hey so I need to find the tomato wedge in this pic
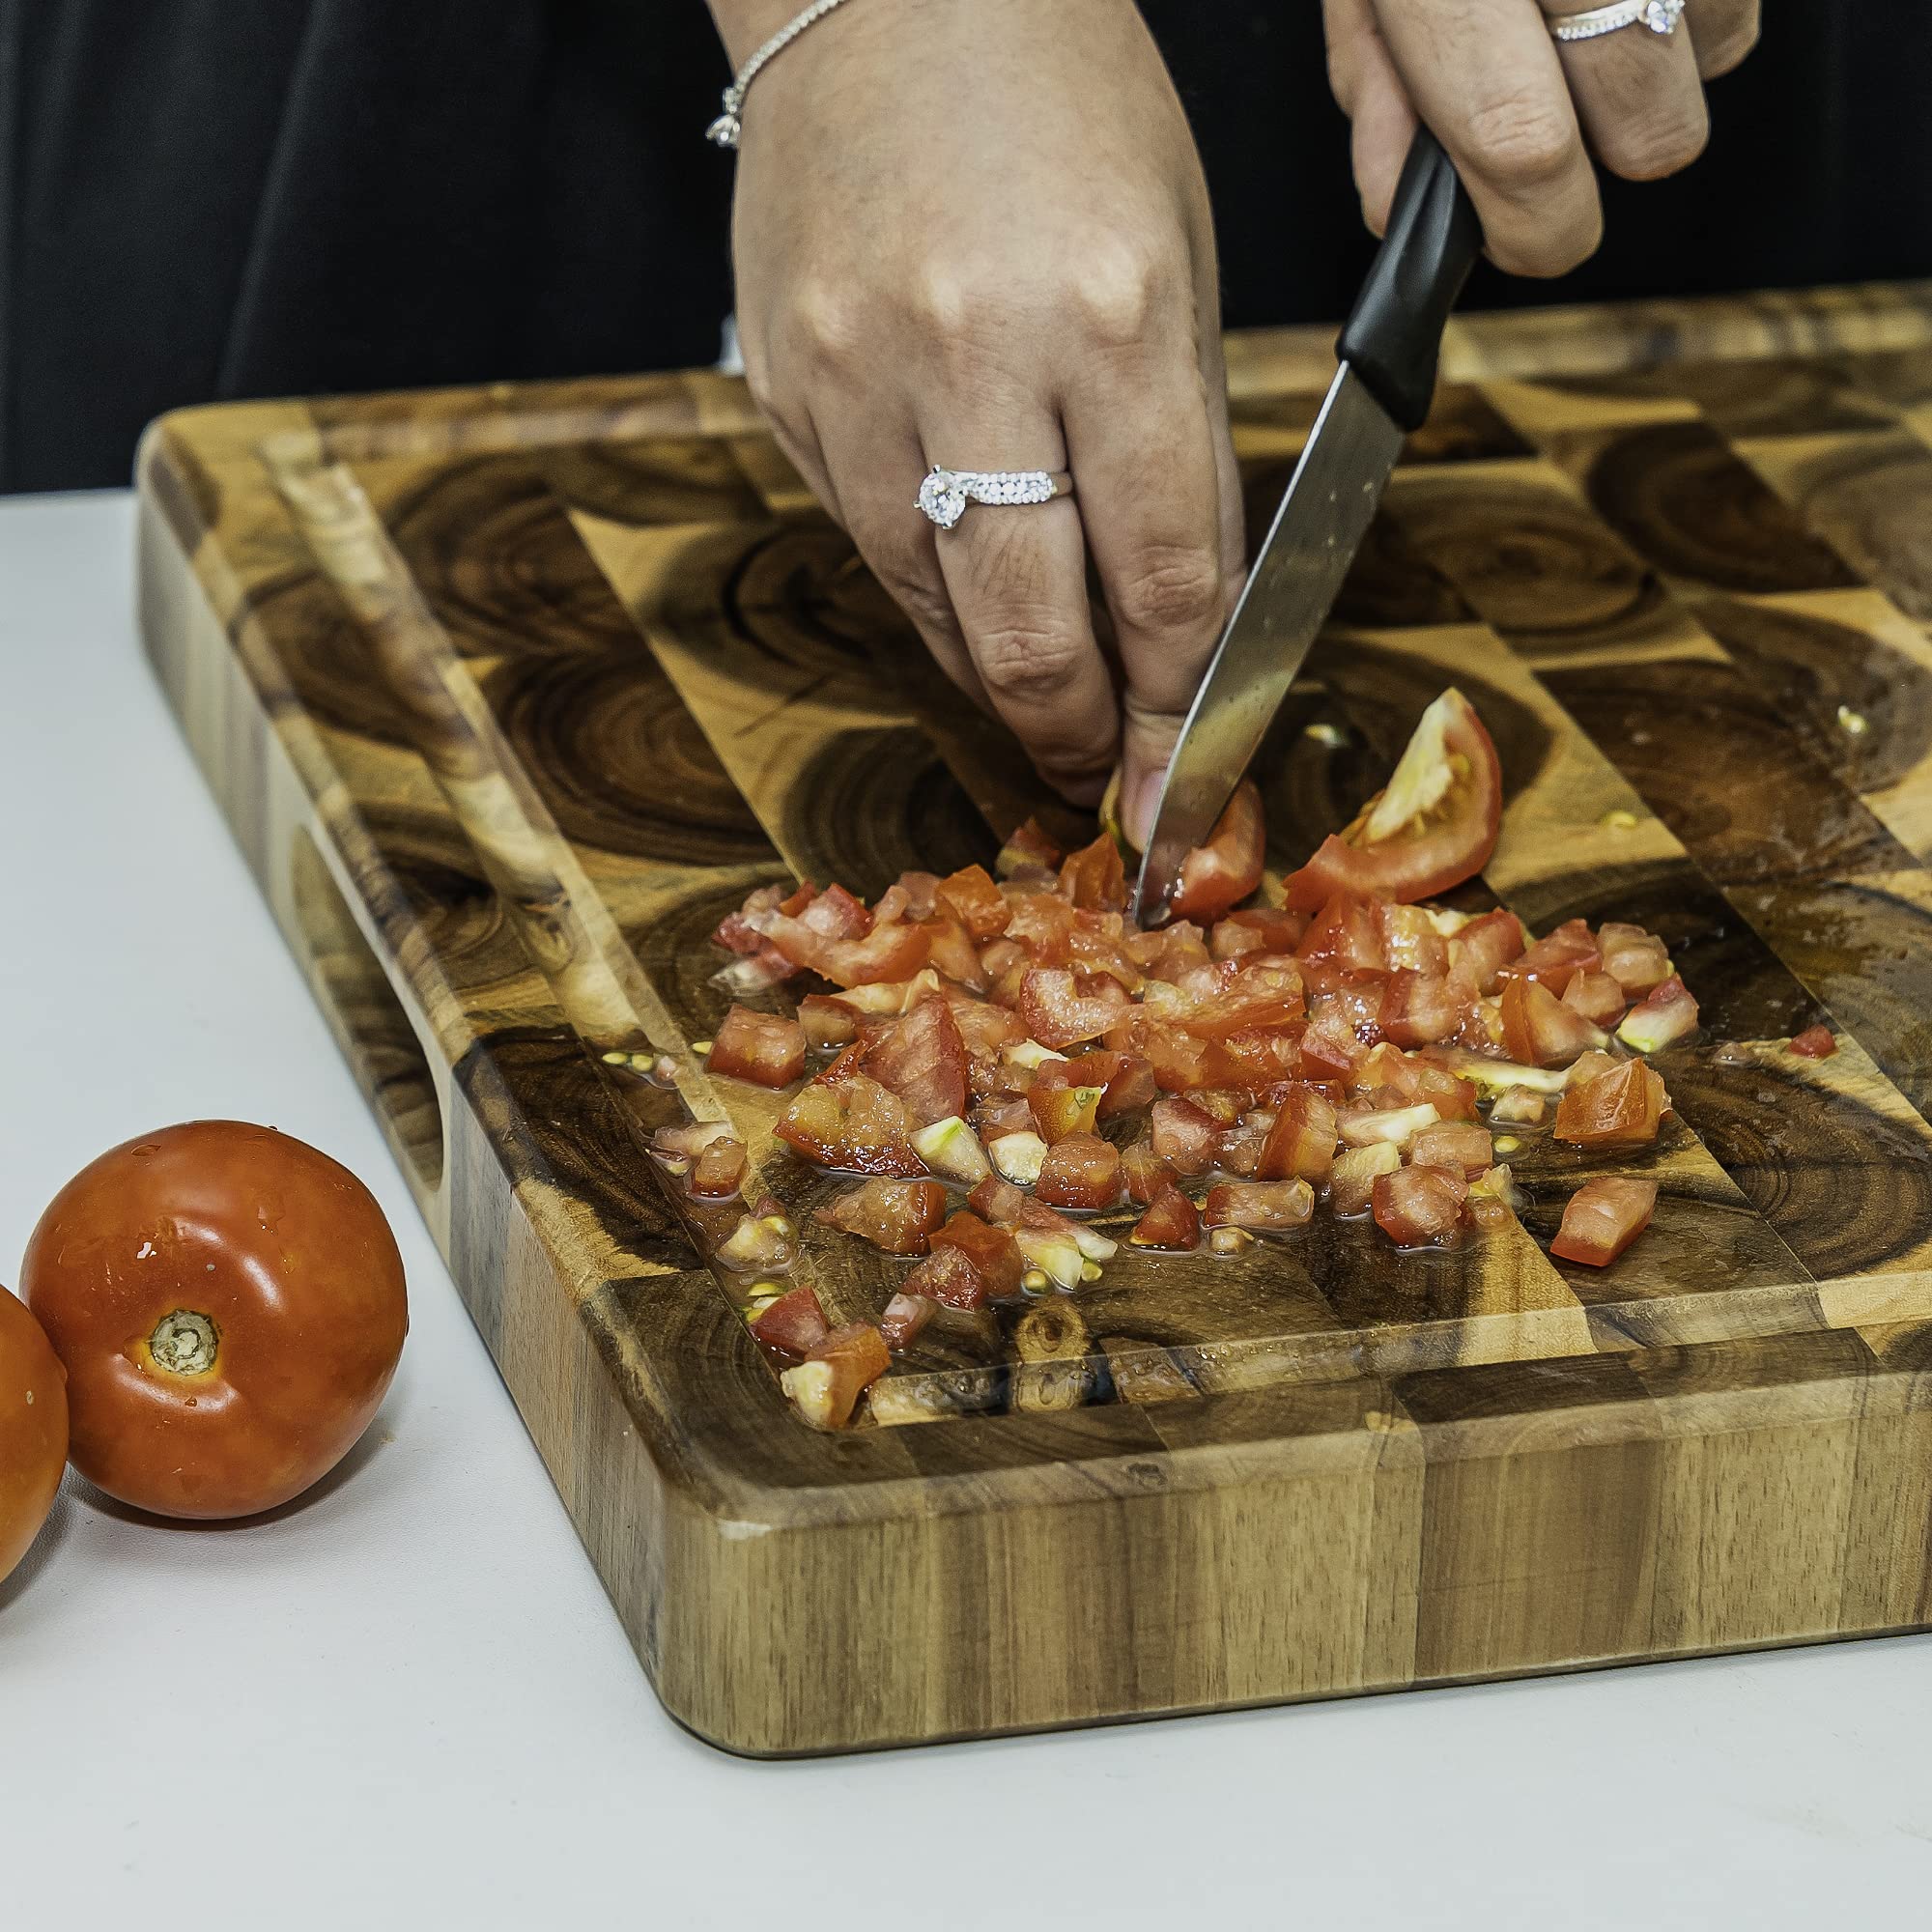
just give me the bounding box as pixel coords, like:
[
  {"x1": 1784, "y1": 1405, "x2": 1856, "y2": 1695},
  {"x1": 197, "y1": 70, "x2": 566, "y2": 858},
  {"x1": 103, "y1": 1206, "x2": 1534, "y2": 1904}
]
[
  {"x1": 1283, "y1": 690, "x2": 1502, "y2": 909},
  {"x1": 1550, "y1": 1177, "x2": 1658, "y2": 1266},
  {"x1": 1170, "y1": 781, "x2": 1267, "y2": 924}
]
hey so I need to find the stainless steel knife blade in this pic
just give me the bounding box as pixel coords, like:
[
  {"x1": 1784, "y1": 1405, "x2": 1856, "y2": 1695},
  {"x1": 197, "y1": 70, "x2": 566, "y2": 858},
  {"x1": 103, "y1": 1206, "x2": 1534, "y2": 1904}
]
[{"x1": 1130, "y1": 362, "x2": 1406, "y2": 924}]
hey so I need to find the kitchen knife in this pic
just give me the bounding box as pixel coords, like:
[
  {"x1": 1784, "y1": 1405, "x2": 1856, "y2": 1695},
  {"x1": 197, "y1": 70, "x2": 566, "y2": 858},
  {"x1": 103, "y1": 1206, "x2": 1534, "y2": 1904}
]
[{"x1": 1130, "y1": 128, "x2": 1484, "y2": 925}]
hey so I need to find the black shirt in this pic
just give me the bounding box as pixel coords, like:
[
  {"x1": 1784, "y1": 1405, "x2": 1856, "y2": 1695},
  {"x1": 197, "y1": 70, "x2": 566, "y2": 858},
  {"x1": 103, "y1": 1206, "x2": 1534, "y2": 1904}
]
[{"x1": 1, "y1": 0, "x2": 1925, "y2": 492}]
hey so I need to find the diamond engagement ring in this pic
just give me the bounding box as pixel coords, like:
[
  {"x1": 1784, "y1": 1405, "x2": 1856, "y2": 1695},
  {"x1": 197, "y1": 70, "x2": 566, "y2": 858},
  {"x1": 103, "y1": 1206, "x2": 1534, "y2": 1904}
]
[
  {"x1": 1548, "y1": 0, "x2": 1685, "y2": 42},
  {"x1": 917, "y1": 468, "x2": 1075, "y2": 531}
]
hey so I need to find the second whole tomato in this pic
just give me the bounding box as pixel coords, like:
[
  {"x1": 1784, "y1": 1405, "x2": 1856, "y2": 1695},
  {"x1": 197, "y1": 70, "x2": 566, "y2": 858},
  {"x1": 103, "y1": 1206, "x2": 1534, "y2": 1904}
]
[
  {"x1": 22, "y1": 1122, "x2": 408, "y2": 1520},
  {"x1": 0, "y1": 1285, "x2": 68, "y2": 1584}
]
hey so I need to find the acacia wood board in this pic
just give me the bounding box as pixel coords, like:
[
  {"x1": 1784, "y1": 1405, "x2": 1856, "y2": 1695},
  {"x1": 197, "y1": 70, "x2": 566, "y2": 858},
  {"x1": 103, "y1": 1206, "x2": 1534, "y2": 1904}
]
[{"x1": 137, "y1": 282, "x2": 1932, "y2": 1753}]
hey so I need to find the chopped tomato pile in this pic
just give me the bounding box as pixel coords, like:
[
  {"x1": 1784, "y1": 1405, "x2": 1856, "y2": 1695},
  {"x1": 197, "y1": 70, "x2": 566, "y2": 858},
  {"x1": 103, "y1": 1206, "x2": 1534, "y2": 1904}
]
[{"x1": 670, "y1": 690, "x2": 1702, "y2": 1428}]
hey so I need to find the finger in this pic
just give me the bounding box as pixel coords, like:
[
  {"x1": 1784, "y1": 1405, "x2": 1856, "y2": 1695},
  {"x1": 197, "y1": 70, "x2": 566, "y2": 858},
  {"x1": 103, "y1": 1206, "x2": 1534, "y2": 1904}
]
[
  {"x1": 1064, "y1": 355, "x2": 1231, "y2": 851},
  {"x1": 813, "y1": 405, "x2": 986, "y2": 704},
  {"x1": 1370, "y1": 0, "x2": 1602, "y2": 277},
  {"x1": 919, "y1": 401, "x2": 1120, "y2": 806},
  {"x1": 1323, "y1": 0, "x2": 1421, "y2": 235},
  {"x1": 1687, "y1": 0, "x2": 1759, "y2": 78},
  {"x1": 1541, "y1": 0, "x2": 1709, "y2": 183}
]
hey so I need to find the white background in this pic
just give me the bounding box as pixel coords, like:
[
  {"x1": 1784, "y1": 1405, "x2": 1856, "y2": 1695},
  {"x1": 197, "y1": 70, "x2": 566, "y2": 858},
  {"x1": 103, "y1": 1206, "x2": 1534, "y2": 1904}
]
[{"x1": 2, "y1": 491, "x2": 1928, "y2": 1928}]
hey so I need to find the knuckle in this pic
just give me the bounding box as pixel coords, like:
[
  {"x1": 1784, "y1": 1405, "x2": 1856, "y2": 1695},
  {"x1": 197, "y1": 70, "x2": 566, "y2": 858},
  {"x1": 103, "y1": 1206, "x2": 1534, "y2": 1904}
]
[
  {"x1": 1112, "y1": 547, "x2": 1225, "y2": 639},
  {"x1": 1463, "y1": 95, "x2": 1581, "y2": 194},
  {"x1": 1602, "y1": 106, "x2": 1709, "y2": 184},
  {"x1": 974, "y1": 621, "x2": 1090, "y2": 702},
  {"x1": 870, "y1": 556, "x2": 953, "y2": 636},
  {"x1": 788, "y1": 279, "x2": 866, "y2": 365},
  {"x1": 1071, "y1": 233, "x2": 1173, "y2": 348}
]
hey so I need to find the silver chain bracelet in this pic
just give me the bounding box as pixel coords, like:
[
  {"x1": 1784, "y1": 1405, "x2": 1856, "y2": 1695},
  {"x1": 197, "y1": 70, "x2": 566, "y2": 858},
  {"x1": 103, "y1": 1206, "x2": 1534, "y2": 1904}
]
[{"x1": 707, "y1": 0, "x2": 858, "y2": 149}]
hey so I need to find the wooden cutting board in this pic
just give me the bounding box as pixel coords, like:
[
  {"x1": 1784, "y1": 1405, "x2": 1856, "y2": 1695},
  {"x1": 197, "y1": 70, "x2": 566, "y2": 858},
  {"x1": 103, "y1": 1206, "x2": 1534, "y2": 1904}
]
[{"x1": 137, "y1": 283, "x2": 1932, "y2": 1755}]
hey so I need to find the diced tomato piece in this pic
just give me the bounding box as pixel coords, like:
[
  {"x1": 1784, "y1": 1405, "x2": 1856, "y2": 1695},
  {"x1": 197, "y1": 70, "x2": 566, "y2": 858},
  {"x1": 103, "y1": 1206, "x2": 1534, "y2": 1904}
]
[
  {"x1": 1196, "y1": 1025, "x2": 1302, "y2": 1097},
  {"x1": 1500, "y1": 976, "x2": 1607, "y2": 1068},
  {"x1": 1167, "y1": 780, "x2": 1266, "y2": 923},
  {"x1": 879, "y1": 1292, "x2": 938, "y2": 1350},
  {"x1": 1372, "y1": 1165, "x2": 1466, "y2": 1248},
  {"x1": 1036, "y1": 1133, "x2": 1123, "y2": 1210},
  {"x1": 919, "y1": 912, "x2": 988, "y2": 991},
  {"x1": 750, "y1": 1284, "x2": 829, "y2": 1355},
  {"x1": 786, "y1": 1322, "x2": 893, "y2": 1430},
  {"x1": 1059, "y1": 831, "x2": 1128, "y2": 911},
  {"x1": 777, "y1": 883, "x2": 818, "y2": 918},
  {"x1": 819, "y1": 970, "x2": 943, "y2": 1017},
  {"x1": 1151, "y1": 1095, "x2": 1220, "y2": 1176},
  {"x1": 1018, "y1": 967, "x2": 1130, "y2": 1050},
  {"x1": 812, "y1": 1178, "x2": 949, "y2": 1255},
  {"x1": 798, "y1": 994, "x2": 860, "y2": 1048},
  {"x1": 895, "y1": 872, "x2": 944, "y2": 920},
  {"x1": 977, "y1": 1096, "x2": 1036, "y2": 1141},
  {"x1": 1562, "y1": 969, "x2": 1627, "y2": 1027},
  {"x1": 1296, "y1": 892, "x2": 1387, "y2": 974},
  {"x1": 1330, "y1": 1143, "x2": 1400, "y2": 1215},
  {"x1": 1616, "y1": 975, "x2": 1700, "y2": 1054},
  {"x1": 690, "y1": 1136, "x2": 750, "y2": 1199},
  {"x1": 861, "y1": 995, "x2": 968, "y2": 1127},
  {"x1": 1447, "y1": 908, "x2": 1525, "y2": 995},
  {"x1": 1551, "y1": 1177, "x2": 1658, "y2": 1266},
  {"x1": 650, "y1": 1119, "x2": 737, "y2": 1163},
  {"x1": 1163, "y1": 957, "x2": 1304, "y2": 1038},
  {"x1": 966, "y1": 1173, "x2": 1026, "y2": 1226},
  {"x1": 1183, "y1": 1088, "x2": 1242, "y2": 1126},
  {"x1": 948, "y1": 995, "x2": 1029, "y2": 1057},
  {"x1": 1131, "y1": 1179, "x2": 1202, "y2": 1251},
  {"x1": 1465, "y1": 1166, "x2": 1520, "y2": 1236},
  {"x1": 1408, "y1": 1121, "x2": 1493, "y2": 1178},
  {"x1": 1122, "y1": 1139, "x2": 1176, "y2": 1206},
  {"x1": 930, "y1": 1209, "x2": 1025, "y2": 1297},
  {"x1": 1204, "y1": 1179, "x2": 1315, "y2": 1233},
  {"x1": 1378, "y1": 969, "x2": 1466, "y2": 1049},
  {"x1": 996, "y1": 816, "x2": 1064, "y2": 878},
  {"x1": 1282, "y1": 691, "x2": 1502, "y2": 909},
  {"x1": 1791, "y1": 1023, "x2": 1837, "y2": 1060},
  {"x1": 1065, "y1": 1048, "x2": 1158, "y2": 1120},
  {"x1": 707, "y1": 1005, "x2": 807, "y2": 1088},
  {"x1": 1210, "y1": 906, "x2": 1309, "y2": 961},
  {"x1": 1367, "y1": 1049, "x2": 1480, "y2": 1122},
  {"x1": 901, "y1": 1242, "x2": 986, "y2": 1312},
  {"x1": 1378, "y1": 902, "x2": 1450, "y2": 976},
  {"x1": 1127, "y1": 922, "x2": 1213, "y2": 980},
  {"x1": 1215, "y1": 1117, "x2": 1268, "y2": 1176},
  {"x1": 1003, "y1": 892, "x2": 1077, "y2": 964},
  {"x1": 761, "y1": 910, "x2": 932, "y2": 988},
  {"x1": 1554, "y1": 1059, "x2": 1667, "y2": 1148},
  {"x1": 1027, "y1": 1062, "x2": 1102, "y2": 1144},
  {"x1": 1299, "y1": 1008, "x2": 1366, "y2": 1084},
  {"x1": 775, "y1": 1073, "x2": 927, "y2": 1177},
  {"x1": 1597, "y1": 922, "x2": 1672, "y2": 996},
  {"x1": 1500, "y1": 919, "x2": 1600, "y2": 996},
  {"x1": 1257, "y1": 1085, "x2": 1339, "y2": 1183},
  {"x1": 936, "y1": 864, "x2": 1011, "y2": 941},
  {"x1": 1491, "y1": 1085, "x2": 1546, "y2": 1125},
  {"x1": 796, "y1": 883, "x2": 869, "y2": 939},
  {"x1": 1103, "y1": 1010, "x2": 1216, "y2": 1093}
]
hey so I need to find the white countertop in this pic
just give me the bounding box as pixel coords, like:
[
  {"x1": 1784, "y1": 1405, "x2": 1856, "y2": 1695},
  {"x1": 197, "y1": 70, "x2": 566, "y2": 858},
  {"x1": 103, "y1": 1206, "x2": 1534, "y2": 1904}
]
[{"x1": 2, "y1": 489, "x2": 1926, "y2": 1928}]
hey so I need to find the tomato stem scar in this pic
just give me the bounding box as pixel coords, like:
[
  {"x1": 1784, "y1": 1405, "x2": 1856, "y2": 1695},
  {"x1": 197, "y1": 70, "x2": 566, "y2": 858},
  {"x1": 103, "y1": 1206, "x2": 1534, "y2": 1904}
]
[{"x1": 150, "y1": 1310, "x2": 219, "y2": 1376}]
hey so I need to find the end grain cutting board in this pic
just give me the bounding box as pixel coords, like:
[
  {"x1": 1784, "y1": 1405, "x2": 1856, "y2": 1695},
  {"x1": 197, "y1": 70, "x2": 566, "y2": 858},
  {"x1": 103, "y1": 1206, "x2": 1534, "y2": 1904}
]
[{"x1": 137, "y1": 283, "x2": 1932, "y2": 1754}]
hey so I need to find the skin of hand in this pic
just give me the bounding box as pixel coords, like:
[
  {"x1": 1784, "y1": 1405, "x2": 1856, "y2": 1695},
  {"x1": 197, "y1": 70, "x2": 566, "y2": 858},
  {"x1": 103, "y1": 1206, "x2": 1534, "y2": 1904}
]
[
  {"x1": 1323, "y1": 0, "x2": 1761, "y2": 273},
  {"x1": 711, "y1": 0, "x2": 1242, "y2": 849}
]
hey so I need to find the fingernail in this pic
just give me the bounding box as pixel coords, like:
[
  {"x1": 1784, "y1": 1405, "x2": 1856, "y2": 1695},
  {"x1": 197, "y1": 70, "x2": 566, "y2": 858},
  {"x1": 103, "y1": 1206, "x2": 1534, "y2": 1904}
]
[{"x1": 1123, "y1": 764, "x2": 1166, "y2": 852}]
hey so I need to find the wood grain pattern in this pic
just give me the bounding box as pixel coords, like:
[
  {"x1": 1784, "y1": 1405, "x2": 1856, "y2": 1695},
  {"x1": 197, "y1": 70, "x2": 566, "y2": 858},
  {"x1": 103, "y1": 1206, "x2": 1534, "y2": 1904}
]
[{"x1": 136, "y1": 281, "x2": 1932, "y2": 1753}]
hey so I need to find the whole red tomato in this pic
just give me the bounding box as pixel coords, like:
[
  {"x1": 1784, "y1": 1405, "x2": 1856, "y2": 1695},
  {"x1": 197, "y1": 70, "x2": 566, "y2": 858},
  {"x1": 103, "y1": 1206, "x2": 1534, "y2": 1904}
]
[
  {"x1": 0, "y1": 1285, "x2": 68, "y2": 1582},
  {"x1": 22, "y1": 1122, "x2": 407, "y2": 1520}
]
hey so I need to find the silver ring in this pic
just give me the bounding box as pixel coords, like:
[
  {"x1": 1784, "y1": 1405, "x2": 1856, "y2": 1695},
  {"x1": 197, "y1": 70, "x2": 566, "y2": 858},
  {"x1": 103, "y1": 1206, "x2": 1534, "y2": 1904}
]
[
  {"x1": 917, "y1": 467, "x2": 1074, "y2": 531},
  {"x1": 1549, "y1": 0, "x2": 1684, "y2": 41}
]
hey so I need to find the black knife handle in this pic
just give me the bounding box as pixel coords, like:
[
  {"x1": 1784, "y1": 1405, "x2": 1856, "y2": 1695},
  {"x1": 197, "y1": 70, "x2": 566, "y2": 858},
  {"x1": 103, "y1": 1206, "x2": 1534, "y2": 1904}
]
[{"x1": 1336, "y1": 127, "x2": 1484, "y2": 433}]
